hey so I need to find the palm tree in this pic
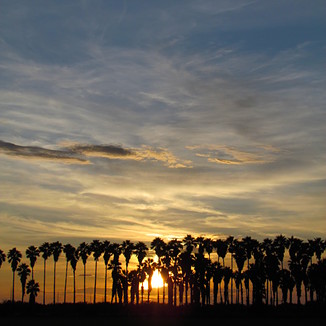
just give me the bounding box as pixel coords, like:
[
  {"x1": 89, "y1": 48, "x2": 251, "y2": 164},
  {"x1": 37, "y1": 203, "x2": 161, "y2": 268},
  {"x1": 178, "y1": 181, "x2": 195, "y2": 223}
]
[
  {"x1": 223, "y1": 266, "x2": 233, "y2": 304},
  {"x1": 7, "y1": 247, "x2": 22, "y2": 302},
  {"x1": 63, "y1": 244, "x2": 75, "y2": 303},
  {"x1": 168, "y1": 239, "x2": 183, "y2": 306},
  {"x1": 50, "y1": 241, "x2": 63, "y2": 304},
  {"x1": 212, "y1": 261, "x2": 223, "y2": 304},
  {"x1": 0, "y1": 249, "x2": 6, "y2": 269},
  {"x1": 39, "y1": 242, "x2": 51, "y2": 304},
  {"x1": 90, "y1": 240, "x2": 103, "y2": 304},
  {"x1": 77, "y1": 242, "x2": 91, "y2": 303},
  {"x1": 214, "y1": 239, "x2": 228, "y2": 266},
  {"x1": 151, "y1": 237, "x2": 166, "y2": 303},
  {"x1": 26, "y1": 246, "x2": 39, "y2": 280},
  {"x1": 226, "y1": 236, "x2": 234, "y2": 304},
  {"x1": 102, "y1": 240, "x2": 113, "y2": 303},
  {"x1": 134, "y1": 241, "x2": 148, "y2": 303},
  {"x1": 70, "y1": 248, "x2": 79, "y2": 304},
  {"x1": 26, "y1": 280, "x2": 40, "y2": 304},
  {"x1": 273, "y1": 234, "x2": 289, "y2": 270},
  {"x1": 121, "y1": 240, "x2": 134, "y2": 273},
  {"x1": 309, "y1": 238, "x2": 326, "y2": 263},
  {"x1": 17, "y1": 263, "x2": 31, "y2": 302}
]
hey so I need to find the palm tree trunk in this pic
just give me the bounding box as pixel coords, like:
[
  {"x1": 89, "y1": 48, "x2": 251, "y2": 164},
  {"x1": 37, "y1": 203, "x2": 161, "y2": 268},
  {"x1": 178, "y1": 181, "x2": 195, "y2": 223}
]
[
  {"x1": 104, "y1": 264, "x2": 107, "y2": 303},
  {"x1": 12, "y1": 271, "x2": 15, "y2": 303},
  {"x1": 43, "y1": 259, "x2": 46, "y2": 305},
  {"x1": 64, "y1": 261, "x2": 68, "y2": 303},
  {"x1": 53, "y1": 261, "x2": 56, "y2": 304},
  {"x1": 230, "y1": 256, "x2": 233, "y2": 304},
  {"x1": 163, "y1": 282, "x2": 165, "y2": 304},
  {"x1": 32, "y1": 267, "x2": 34, "y2": 281},
  {"x1": 73, "y1": 270, "x2": 76, "y2": 304},
  {"x1": 93, "y1": 260, "x2": 97, "y2": 304},
  {"x1": 83, "y1": 264, "x2": 86, "y2": 303}
]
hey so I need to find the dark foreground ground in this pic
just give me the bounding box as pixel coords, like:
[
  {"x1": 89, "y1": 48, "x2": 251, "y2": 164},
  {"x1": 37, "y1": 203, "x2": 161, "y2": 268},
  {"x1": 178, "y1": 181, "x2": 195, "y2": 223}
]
[{"x1": 1, "y1": 302, "x2": 325, "y2": 326}]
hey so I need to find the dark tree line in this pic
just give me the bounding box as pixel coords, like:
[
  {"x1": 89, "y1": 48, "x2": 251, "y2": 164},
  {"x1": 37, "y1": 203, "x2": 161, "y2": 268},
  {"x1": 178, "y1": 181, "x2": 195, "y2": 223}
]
[{"x1": 0, "y1": 235, "x2": 325, "y2": 306}]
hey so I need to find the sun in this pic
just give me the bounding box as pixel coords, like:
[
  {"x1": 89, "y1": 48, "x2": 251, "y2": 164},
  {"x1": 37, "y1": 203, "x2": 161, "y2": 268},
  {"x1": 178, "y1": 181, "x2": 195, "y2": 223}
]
[
  {"x1": 142, "y1": 270, "x2": 164, "y2": 290},
  {"x1": 151, "y1": 269, "x2": 164, "y2": 288}
]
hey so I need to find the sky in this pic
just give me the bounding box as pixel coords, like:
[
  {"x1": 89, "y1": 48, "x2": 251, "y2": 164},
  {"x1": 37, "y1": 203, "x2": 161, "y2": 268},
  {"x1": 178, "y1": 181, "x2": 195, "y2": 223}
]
[{"x1": 0, "y1": 0, "x2": 326, "y2": 255}]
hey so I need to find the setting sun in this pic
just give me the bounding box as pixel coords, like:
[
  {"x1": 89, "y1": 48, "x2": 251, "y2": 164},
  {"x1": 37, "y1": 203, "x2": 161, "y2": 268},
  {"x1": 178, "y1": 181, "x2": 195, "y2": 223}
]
[{"x1": 142, "y1": 270, "x2": 164, "y2": 290}]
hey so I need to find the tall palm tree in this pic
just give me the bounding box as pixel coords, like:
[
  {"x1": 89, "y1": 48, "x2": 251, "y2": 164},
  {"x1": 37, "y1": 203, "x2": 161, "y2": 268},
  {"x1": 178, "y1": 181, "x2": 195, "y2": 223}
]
[
  {"x1": 121, "y1": 240, "x2": 134, "y2": 273},
  {"x1": 167, "y1": 239, "x2": 182, "y2": 306},
  {"x1": 151, "y1": 237, "x2": 166, "y2": 303},
  {"x1": 77, "y1": 242, "x2": 91, "y2": 303},
  {"x1": 39, "y1": 242, "x2": 51, "y2": 305},
  {"x1": 102, "y1": 240, "x2": 113, "y2": 303},
  {"x1": 50, "y1": 241, "x2": 63, "y2": 304},
  {"x1": 90, "y1": 240, "x2": 103, "y2": 304},
  {"x1": 26, "y1": 246, "x2": 39, "y2": 280},
  {"x1": 232, "y1": 240, "x2": 246, "y2": 305},
  {"x1": 70, "y1": 248, "x2": 79, "y2": 304},
  {"x1": 7, "y1": 248, "x2": 22, "y2": 302},
  {"x1": 134, "y1": 241, "x2": 148, "y2": 303},
  {"x1": 26, "y1": 280, "x2": 40, "y2": 304},
  {"x1": 226, "y1": 236, "x2": 234, "y2": 304},
  {"x1": 63, "y1": 244, "x2": 75, "y2": 303},
  {"x1": 17, "y1": 263, "x2": 31, "y2": 302}
]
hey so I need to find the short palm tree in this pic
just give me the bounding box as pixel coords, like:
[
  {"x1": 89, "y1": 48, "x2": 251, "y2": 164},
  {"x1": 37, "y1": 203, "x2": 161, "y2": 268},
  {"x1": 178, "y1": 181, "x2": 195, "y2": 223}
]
[
  {"x1": 39, "y1": 242, "x2": 51, "y2": 304},
  {"x1": 26, "y1": 280, "x2": 40, "y2": 304},
  {"x1": 7, "y1": 247, "x2": 22, "y2": 302},
  {"x1": 77, "y1": 242, "x2": 91, "y2": 303},
  {"x1": 26, "y1": 246, "x2": 40, "y2": 280},
  {"x1": 90, "y1": 240, "x2": 103, "y2": 304},
  {"x1": 17, "y1": 263, "x2": 31, "y2": 302},
  {"x1": 50, "y1": 241, "x2": 63, "y2": 304}
]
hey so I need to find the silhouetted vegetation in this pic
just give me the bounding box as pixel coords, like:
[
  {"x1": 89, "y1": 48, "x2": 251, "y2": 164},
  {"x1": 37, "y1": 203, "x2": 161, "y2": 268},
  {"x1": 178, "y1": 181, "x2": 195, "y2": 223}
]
[{"x1": 1, "y1": 235, "x2": 326, "y2": 309}]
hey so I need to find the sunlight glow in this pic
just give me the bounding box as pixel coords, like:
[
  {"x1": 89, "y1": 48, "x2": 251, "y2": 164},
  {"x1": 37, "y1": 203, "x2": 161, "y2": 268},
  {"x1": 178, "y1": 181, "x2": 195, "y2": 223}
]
[{"x1": 142, "y1": 270, "x2": 164, "y2": 290}]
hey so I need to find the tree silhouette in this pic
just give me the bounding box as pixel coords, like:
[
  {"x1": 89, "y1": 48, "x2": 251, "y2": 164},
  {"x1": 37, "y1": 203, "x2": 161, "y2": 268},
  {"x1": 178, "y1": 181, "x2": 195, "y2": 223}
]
[
  {"x1": 167, "y1": 239, "x2": 182, "y2": 306},
  {"x1": 90, "y1": 240, "x2": 103, "y2": 304},
  {"x1": 26, "y1": 245, "x2": 39, "y2": 280},
  {"x1": 26, "y1": 280, "x2": 40, "y2": 304},
  {"x1": 0, "y1": 249, "x2": 6, "y2": 270},
  {"x1": 273, "y1": 234, "x2": 289, "y2": 270},
  {"x1": 7, "y1": 247, "x2": 22, "y2": 302},
  {"x1": 121, "y1": 240, "x2": 134, "y2": 273},
  {"x1": 77, "y1": 242, "x2": 91, "y2": 303},
  {"x1": 39, "y1": 242, "x2": 51, "y2": 304},
  {"x1": 70, "y1": 247, "x2": 79, "y2": 304},
  {"x1": 134, "y1": 241, "x2": 148, "y2": 303},
  {"x1": 63, "y1": 244, "x2": 75, "y2": 303},
  {"x1": 17, "y1": 263, "x2": 31, "y2": 302},
  {"x1": 151, "y1": 237, "x2": 166, "y2": 303},
  {"x1": 50, "y1": 241, "x2": 63, "y2": 304},
  {"x1": 102, "y1": 240, "x2": 113, "y2": 303}
]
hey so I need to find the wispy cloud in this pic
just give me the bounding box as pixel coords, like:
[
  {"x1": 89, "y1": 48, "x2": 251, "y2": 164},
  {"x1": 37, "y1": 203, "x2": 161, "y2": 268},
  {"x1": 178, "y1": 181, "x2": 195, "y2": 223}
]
[
  {"x1": 0, "y1": 140, "x2": 89, "y2": 164},
  {"x1": 0, "y1": 140, "x2": 192, "y2": 168},
  {"x1": 187, "y1": 144, "x2": 279, "y2": 165}
]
